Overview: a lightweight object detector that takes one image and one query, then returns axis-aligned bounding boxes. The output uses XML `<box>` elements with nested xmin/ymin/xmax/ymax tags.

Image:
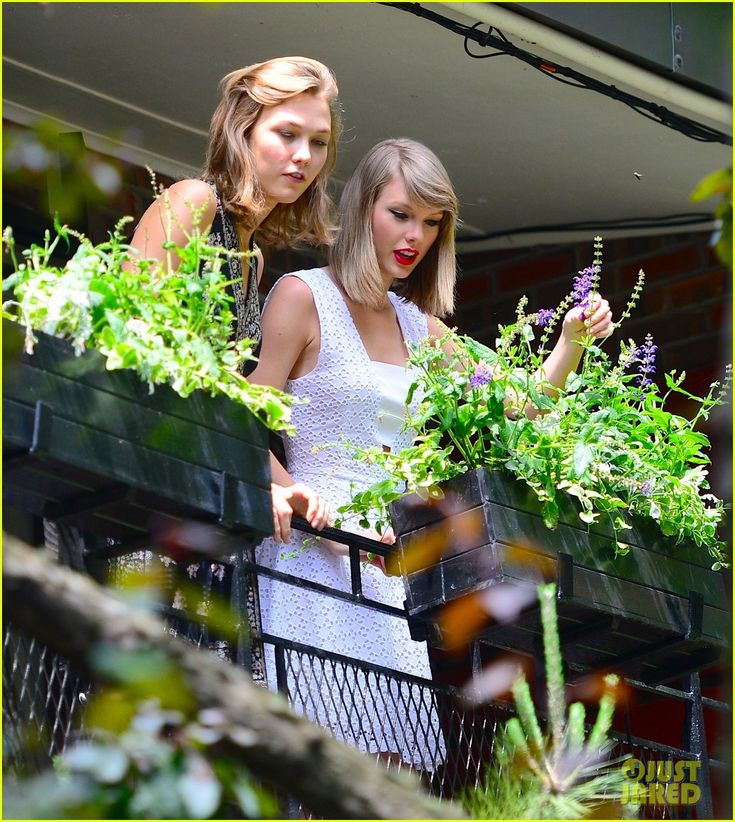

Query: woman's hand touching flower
<box><xmin>562</xmin><ymin>294</ymin><xmax>614</xmax><ymax>343</ymax></box>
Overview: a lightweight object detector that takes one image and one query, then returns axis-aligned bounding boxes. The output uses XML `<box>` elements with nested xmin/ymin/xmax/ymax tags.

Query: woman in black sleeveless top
<box><xmin>130</xmin><ymin>57</ymin><xmax>338</xmax><ymax>516</ymax></box>
<box><xmin>127</xmin><ymin>57</ymin><xmax>340</xmax><ymax>677</ymax></box>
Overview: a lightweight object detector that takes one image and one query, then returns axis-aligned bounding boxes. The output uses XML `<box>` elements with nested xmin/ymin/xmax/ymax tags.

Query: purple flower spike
<box><xmin>640</xmin><ymin>480</ymin><xmax>654</xmax><ymax>497</ymax></box>
<box><xmin>571</xmin><ymin>265</ymin><xmax>599</xmax><ymax>319</ymax></box>
<box><xmin>634</xmin><ymin>333</ymin><xmax>657</xmax><ymax>388</ymax></box>
<box><xmin>470</xmin><ymin>361</ymin><xmax>493</xmax><ymax>388</ymax></box>
<box><xmin>536</xmin><ymin>309</ymin><xmax>555</xmax><ymax>327</ymax></box>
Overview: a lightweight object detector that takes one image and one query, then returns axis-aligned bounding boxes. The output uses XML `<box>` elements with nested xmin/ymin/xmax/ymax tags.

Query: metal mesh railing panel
<box><xmin>2</xmin><ymin>624</ymin><xmax>89</xmax><ymax>774</ymax></box>
<box><xmin>272</xmin><ymin>638</ymin><xmax>513</xmax><ymax>800</ymax></box>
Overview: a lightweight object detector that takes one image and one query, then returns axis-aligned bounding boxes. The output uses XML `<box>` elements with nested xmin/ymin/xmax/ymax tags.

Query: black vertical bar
<box><xmin>683</xmin><ymin>670</ymin><xmax>713</xmax><ymax>818</ymax></box>
<box><xmin>30</xmin><ymin>400</ymin><xmax>53</xmax><ymax>456</ymax></box>
<box><xmin>686</xmin><ymin>590</ymin><xmax>704</xmax><ymax>640</ymax></box>
<box><xmin>349</xmin><ymin>542</ymin><xmax>363</xmax><ymax>599</ymax></box>
<box><xmin>230</xmin><ymin>548</ymin><xmax>252</xmax><ymax>673</ymax></box>
<box><xmin>218</xmin><ymin>472</ymin><xmax>238</xmax><ymax>528</ymax></box>
<box><xmin>556</xmin><ymin>551</ymin><xmax>574</xmax><ymax>599</ymax></box>
<box><xmin>274</xmin><ymin>643</ymin><xmax>289</xmax><ymax>698</ymax></box>
<box><xmin>471</xmin><ymin>640</ymin><xmax>481</xmax><ymax>679</ymax></box>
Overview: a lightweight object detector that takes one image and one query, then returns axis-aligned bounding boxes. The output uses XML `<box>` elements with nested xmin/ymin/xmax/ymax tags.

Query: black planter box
<box><xmin>3</xmin><ymin>321</ymin><xmax>272</xmax><ymax>547</ymax></box>
<box><xmin>391</xmin><ymin>468</ymin><xmax>730</xmax><ymax>684</ymax></box>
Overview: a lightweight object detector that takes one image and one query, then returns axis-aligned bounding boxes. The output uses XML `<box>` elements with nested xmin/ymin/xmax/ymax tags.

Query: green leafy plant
<box><xmin>337</xmin><ymin>239</ymin><xmax>730</xmax><ymax>568</ymax></box>
<box><xmin>2</xmin><ymin>217</ymin><xmax>296</xmax><ymax>434</ymax></box>
<box><xmin>463</xmin><ymin>584</ymin><xmax>632</xmax><ymax>819</ymax></box>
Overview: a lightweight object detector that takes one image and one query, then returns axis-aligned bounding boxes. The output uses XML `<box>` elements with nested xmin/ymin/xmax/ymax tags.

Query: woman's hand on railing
<box><xmin>271</xmin><ymin>482</ymin><xmax>330</xmax><ymax>543</ymax></box>
<box><xmin>318</xmin><ymin>526</ymin><xmax>396</xmax><ymax>574</ymax></box>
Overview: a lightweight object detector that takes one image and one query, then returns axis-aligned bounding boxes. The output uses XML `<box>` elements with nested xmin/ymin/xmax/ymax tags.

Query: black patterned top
<box><xmin>207</xmin><ymin>186</ymin><xmax>261</xmax><ymax>374</ymax></box>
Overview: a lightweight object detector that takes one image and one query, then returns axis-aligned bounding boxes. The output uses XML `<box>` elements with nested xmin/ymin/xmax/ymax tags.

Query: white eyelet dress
<box><xmin>256</xmin><ymin>268</ymin><xmax>444</xmax><ymax>769</ymax></box>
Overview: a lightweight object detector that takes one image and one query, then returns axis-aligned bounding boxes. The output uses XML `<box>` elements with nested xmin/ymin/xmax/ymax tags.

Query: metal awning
<box><xmin>3</xmin><ymin>2</ymin><xmax>732</xmax><ymax>249</ymax></box>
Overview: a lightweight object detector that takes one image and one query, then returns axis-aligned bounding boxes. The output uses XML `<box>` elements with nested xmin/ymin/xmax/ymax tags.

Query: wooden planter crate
<box><xmin>391</xmin><ymin>468</ymin><xmax>730</xmax><ymax>684</ymax></box>
<box><xmin>3</xmin><ymin>321</ymin><xmax>272</xmax><ymax>548</ymax></box>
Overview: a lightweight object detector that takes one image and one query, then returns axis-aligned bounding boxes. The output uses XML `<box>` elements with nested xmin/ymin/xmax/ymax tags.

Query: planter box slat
<box><xmin>392</xmin><ymin>468</ymin><xmax>729</xmax><ymax>682</ymax></box>
<box><xmin>4</xmin><ymin>321</ymin><xmax>264</xmax><ymax>445</ymax></box>
<box><xmin>3</xmin><ymin>323</ymin><xmax>273</xmax><ymax>544</ymax></box>
<box><xmin>400</xmin><ymin>502</ymin><xmax>726</xmax><ymax>609</ymax></box>
<box><xmin>8</xmin><ymin>360</ymin><xmax>268</xmax><ymax>483</ymax></box>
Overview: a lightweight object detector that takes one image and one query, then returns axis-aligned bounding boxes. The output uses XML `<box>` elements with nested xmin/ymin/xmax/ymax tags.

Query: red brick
<box><xmin>623</xmin><ymin>310</ymin><xmax>708</xmax><ymax>347</ymax></box>
<box><xmin>661</xmin><ymin>334</ymin><xmax>723</xmax><ymax>373</ymax></box>
<box><xmin>704</xmin><ymin>245</ymin><xmax>727</xmax><ymax>268</ymax></box>
<box><xmin>710</xmin><ymin>301</ymin><xmax>731</xmax><ymax>330</ymax></box>
<box><xmin>456</xmin><ymin>273</ymin><xmax>493</xmax><ymax>303</ymax></box>
<box><xmin>529</xmin><ymin>281</ymin><xmax>576</xmax><ymax>313</ymax></box>
<box><xmin>455</xmin><ymin>304</ymin><xmax>493</xmax><ymax>334</ymax></box>
<box><xmin>645</xmin><ymin>270</ymin><xmax>728</xmax><ymax>313</ymax></box>
<box><xmin>496</xmin><ymin>251</ymin><xmax>575</xmax><ymax>292</ymax></box>
<box><xmin>459</xmin><ymin>247</ymin><xmax>525</xmax><ymax>267</ymax></box>
<box><xmin>619</xmin><ymin>247</ymin><xmax>701</xmax><ymax>288</ymax></box>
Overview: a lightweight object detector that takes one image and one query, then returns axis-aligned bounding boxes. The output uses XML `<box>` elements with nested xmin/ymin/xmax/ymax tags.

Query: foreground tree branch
<box><xmin>3</xmin><ymin>535</ymin><xmax>463</xmax><ymax>819</ymax></box>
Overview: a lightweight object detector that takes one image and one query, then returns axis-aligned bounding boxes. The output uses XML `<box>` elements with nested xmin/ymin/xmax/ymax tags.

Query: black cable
<box><xmin>381</xmin><ymin>2</ymin><xmax>731</xmax><ymax>146</ymax></box>
<box><xmin>463</xmin><ymin>23</ymin><xmax>508</xmax><ymax>59</ymax></box>
<box><xmin>457</xmin><ymin>212</ymin><xmax>715</xmax><ymax>244</ymax></box>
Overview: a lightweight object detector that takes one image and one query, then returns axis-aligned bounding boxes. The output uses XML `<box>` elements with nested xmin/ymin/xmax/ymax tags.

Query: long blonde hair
<box><xmin>329</xmin><ymin>138</ymin><xmax>458</xmax><ymax>316</ymax></box>
<box><xmin>203</xmin><ymin>56</ymin><xmax>341</xmax><ymax>246</ymax></box>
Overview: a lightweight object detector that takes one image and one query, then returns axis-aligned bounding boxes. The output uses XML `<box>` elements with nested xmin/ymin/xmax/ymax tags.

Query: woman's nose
<box><xmin>405</xmin><ymin>221</ymin><xmax>422</xmax><ymax>245</ymax></box>
<box><xmin>292</xmin><ymin>139</ymin><xmax>311</xmax><ymax>165</ymax></box>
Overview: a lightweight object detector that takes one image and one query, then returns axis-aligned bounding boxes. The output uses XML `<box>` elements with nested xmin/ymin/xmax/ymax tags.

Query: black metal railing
<box><xmin>2</xmin><ymin>518</ymin><xmax>730</xmax><ymax>819</ymax></box>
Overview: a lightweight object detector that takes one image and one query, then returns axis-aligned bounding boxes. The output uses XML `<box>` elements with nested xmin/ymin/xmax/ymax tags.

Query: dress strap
<box><xmin>207</xmin><ymin>184</ymin><xmax>260</xmax><ymax>347</ymax></box>
<box><xmin>388</xmin><ymin>292</ymin><xmax>429</xmax><ymax>347</ymax></box>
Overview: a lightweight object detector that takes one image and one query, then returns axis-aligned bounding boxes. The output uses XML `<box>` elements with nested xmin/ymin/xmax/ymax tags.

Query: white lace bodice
<box><xmin>275</xmin><ymin>267</ymin><xmax>427</xmax><ymax>511</ymax></box>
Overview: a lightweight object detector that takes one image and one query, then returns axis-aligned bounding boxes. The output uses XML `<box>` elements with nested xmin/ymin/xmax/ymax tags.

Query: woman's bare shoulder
<box><xmin>163</xmin><ymin>179</ymin><xmax>217</xmax><ymax>220</ymax></box>
<box><xmin>266</xmin><ymin>273</ymin><xmax>317</xmax><ymax>312</ymax></box>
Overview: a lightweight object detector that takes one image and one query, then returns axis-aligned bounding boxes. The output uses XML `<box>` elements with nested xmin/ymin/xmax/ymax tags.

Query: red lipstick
<box><xmin>393</xmin><ymin>248</ymin><xmax>418</xmax><ymax>267</ymax></box>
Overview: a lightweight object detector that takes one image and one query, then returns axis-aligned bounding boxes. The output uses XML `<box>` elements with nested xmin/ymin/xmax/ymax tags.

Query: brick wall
<box><xmin>452</xmin><ymin>233</ymin><xmax>731</xmax><ymax>393</ymax></box>
<box><xmin>451</xmin><ymin>233</ymin><xmax>732</xmax><ymax>500</ymax></box>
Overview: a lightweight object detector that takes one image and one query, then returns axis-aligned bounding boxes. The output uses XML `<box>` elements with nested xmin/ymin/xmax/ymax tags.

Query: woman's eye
<box><xmin>312</xmin><ymin>138</ymin><xmax>328</xmax><ymax>148</ymax></box>
<box><xmin>279</xmin><ymin>130</ymin><xmax>294</xmax><ymax>139</ymax></box>
<box><xmin>426</xmin><ymin>219</ymin><xmax>441</xmax><ymax>227</ymax></box>
<box><xmin>389</xmin><ymin>210</ymin><xmax>408</xmax><ymax>220</ymax></box>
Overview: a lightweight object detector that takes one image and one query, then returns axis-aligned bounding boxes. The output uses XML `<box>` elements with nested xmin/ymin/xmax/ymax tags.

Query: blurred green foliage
<box><xmin>463</xmin><ymin>585</ymin><xmax>632</xmax><ymax>819</ymax></box>
<box><xmin>2</xmin><ymin>563</ymin><xmax>276</xmax><ymax>819</ymax></box>
<box><xmin>691</xmin><ymin>167</ymin><xmax>732</xmax><ymax>269</ymax></box>
<box><xmin>3</xmin><ymin>119</ymin><xmax>123</xmax><ymax>224</ymax></box>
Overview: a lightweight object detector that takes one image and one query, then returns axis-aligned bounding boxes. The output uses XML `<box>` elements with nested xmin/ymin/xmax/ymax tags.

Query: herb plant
<box><xmin>2</xmin><ymin>217</ymin><xmax>296</xmax><ymax>434</ymax></box>
<box><xmin>338</xmin><ymin>239</ymin><xmax>730</xmax><ymax>568</ymax></box>
<box><xmin>463</xmin><ymin>584</ymin><xmax>631</xmax><ymax>819</ymax></box>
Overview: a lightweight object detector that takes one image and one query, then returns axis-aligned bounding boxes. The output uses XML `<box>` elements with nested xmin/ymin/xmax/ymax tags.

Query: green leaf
<box><xmin>690</xmin><ymin>167</ymin><xmax>732</xmax><ymax>202</ymax></box>
<box><xmin>573</xmin><ymin>442</ymin><xmax>594</xmax><ymax>477</ymax></box>
<box><xmin>541</xmin><ymin>498</ymin><xmax>559</xmax><ymax>529</ymax></box>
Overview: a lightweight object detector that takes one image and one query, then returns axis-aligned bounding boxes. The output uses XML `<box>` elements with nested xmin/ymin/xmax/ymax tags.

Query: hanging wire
<box><xmin>382</xmin><ymin>2</ymin><xmax>731</xmax><ymax>146</ymax></box>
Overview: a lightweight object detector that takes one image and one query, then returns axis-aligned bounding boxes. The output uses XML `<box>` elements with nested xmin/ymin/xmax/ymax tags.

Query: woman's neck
<box><xmin>237</xmin><ymin>200</ymin><xmax>275</xmax><ymax>249</ymax></box>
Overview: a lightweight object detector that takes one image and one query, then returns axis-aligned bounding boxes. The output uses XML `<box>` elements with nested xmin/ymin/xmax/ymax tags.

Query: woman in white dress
<box><xmin>249</xmin><ymin>138</ymin><xmax>614</xmax><ymax>768</ymax></box>
<box><xmin>249</xmin><ymin>139</ymin><xmax>457</xmax><ymax>768</ymax></box>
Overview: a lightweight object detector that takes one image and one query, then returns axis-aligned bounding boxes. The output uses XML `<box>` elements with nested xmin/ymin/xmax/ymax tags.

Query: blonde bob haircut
<box><xmin>329</xmin><ymin>138</ymin><xmax>458</xmax><ymax>317</ymax></box>
<box><xmin>203</xmin><ymin>56</ymin><xmax>341</xmax><ymax>247</ymax></box>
